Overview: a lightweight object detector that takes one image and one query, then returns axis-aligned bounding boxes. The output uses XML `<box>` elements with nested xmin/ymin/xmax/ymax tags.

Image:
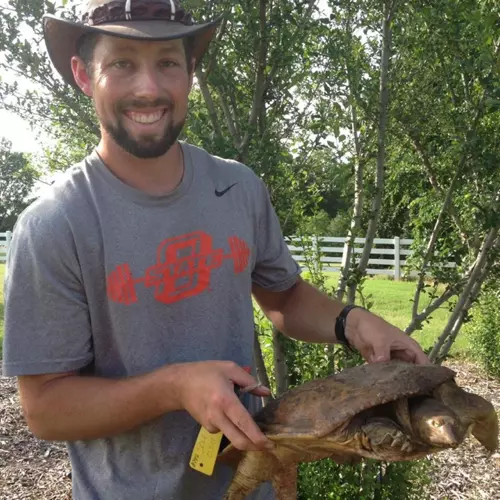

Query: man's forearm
<box><xmin>258</xmin><ymin>278</ymin><xmax>347</xmax><ymax>344</ymax></box>
<box><xmin>19</xmin><ymin>365</ymin><xmax>183</xmax><ymax>442</ymax></box>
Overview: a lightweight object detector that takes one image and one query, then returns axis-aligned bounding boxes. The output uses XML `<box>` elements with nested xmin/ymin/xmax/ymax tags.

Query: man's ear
<box><xmin>71</xmin><ymin>56</ymin><xmax>93</xmax><ymax>96</ymax></box>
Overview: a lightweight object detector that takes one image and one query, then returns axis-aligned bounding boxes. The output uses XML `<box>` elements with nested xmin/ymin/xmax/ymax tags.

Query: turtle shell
<box><xmin>253</xmin><ymin>361</ymin><xmax>456</xmax><ymax>438</ymax></box>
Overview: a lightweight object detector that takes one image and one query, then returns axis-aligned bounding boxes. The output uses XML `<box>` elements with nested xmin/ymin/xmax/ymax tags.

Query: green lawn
<box><xmin>318</xmin><ymin>272</ymin><xmax>471</xmax><ymax>357</ymax></box>
<box><xmin>0</xmin><ymin>264</ymin><xmax>470</xmax><ymax>359</ymax></box>
<box><xmin>0</xmin><ymin>263</ymin><xmax>4</xmax><ymax>357</ymax></box>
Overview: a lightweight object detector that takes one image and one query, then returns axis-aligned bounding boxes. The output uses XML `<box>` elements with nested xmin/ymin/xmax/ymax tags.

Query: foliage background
<box><xmin>1</xmin><ymin>0</ymin><xmax>499</xmax><ymax>497</ymax></box>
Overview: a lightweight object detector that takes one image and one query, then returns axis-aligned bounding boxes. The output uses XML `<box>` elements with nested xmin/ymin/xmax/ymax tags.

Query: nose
<box><xmin>443</xmin><ymin>423</ymin><xmax>461</xmax><ymax>446</ymax></box>
<box><xmin>133</xmin><ymin>66</ymin><xmax>162</xmax><ymax>100</ymax></box>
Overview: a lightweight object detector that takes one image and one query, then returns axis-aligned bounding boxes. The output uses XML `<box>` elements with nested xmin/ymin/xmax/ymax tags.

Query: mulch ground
<box><xmin>424</xmin><ymin>360</ymin><xmax>500</xmax><ymax>500</ymax></box>
<box><xmin>1</xmin><ymin>360</ymin><xmax>499</xmax><ymax>499</ymax></box>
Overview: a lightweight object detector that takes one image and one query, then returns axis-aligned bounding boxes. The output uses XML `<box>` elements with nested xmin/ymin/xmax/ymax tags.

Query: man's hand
<box><xmin>345</xmin><ymin>307</ymin><xmax>429</xmax><ymax>365</ymax></box>
<box><xmin>253</xmin><ymin>277</ymin><xmax>428</xmax><ymax>365</ymax></box>
<box><xmin>172</xmin><ymin>361</ymin><xmax>275</xmax><ymax>452</ymax></box>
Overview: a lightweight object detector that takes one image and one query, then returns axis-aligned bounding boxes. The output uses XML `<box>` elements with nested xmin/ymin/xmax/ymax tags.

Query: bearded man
<box><xmin>2</xmin><ymin>1</ymin><xmax>428</xmax><ymax>499</ymax></box>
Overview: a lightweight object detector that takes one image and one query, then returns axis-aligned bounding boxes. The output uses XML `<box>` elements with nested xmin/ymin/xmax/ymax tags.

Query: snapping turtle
<box><xmin>218</xmin><ymin>361</ymin><xmax>499</xmax><ymax>500</ymax></box>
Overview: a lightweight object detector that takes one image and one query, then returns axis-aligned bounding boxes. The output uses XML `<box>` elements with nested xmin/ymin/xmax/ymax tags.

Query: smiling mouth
<box><xmin>125</xmin><ymin>109</ymin><xmax>167</xmax><ymax>125</ymax></box>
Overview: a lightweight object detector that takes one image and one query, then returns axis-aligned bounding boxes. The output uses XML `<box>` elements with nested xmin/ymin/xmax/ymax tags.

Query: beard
<box><xmin>99</xmin><ymin>97</ymin><xmax>186</xmax><ymax>159</ymax></box>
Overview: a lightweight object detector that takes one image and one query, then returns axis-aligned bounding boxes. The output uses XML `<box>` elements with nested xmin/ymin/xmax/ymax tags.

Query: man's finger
<box><xmin>370</xmin><ymin>342</ymin><xmax>391</xmax><ymax>363</ymax></box>
<box><xmin>224</xmin><ymin>397</ymin><xmax>274</xmax><ymax>451</ymax></box>
<box><xmin>226</xmin><ymin>363</ymin><xmax>271</xmax><ymax>394</ymax></box>
<box><xmin>398</xmin><ymin>337</ymin><xmax>430</xmax><ymax>365</ymax></box>
<box><xmin>212</xmin><ymin>412</ymin><xmax>261</xmax><ymax>451</ymax></box>
<box><xmin>412</xmin><ymin>347</ymin><xmax>430</xmax><ymax>365</ymax></box>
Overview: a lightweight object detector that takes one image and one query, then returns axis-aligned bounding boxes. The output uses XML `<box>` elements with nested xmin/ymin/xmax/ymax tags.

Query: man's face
<box><xmin>75</xmin><ymin>35</ymin><xmax>193</xmax><ymax>159</ymax></box>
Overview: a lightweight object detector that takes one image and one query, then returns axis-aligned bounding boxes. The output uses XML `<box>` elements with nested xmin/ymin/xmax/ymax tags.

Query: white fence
<box><xmin>0</xmin><ymin>232</ymin><xmax>454</xmax><ymax>279</ymax></box>
<box><xmin>0</xmin><ymin>231</ymin><xmax>12</xmax><ymax>264</ymax></box>
<box><xmin>287</xmin><ymin>236</ymin><xmax>455</xmax><ymax>280</ymax></box>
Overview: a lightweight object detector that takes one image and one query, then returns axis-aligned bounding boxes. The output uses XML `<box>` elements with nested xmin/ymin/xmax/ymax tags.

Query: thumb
<box><xmin>228</xmin><ymin>364</ymin><xmax>271</xmax><ymax>395</ymax></box>
<box><xmin>369</xmin><ymin>342</ymin><xmax>391</xmax><ymax>363</ymax></box>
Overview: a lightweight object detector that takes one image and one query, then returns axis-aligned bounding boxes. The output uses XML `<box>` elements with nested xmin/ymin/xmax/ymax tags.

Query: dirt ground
<box><xmin>1</xmin><ymin>360</ymin><xmax>499</xmax><ymax>499</ymax></box>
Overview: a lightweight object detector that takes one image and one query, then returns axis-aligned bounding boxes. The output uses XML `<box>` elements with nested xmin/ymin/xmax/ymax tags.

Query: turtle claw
<box><xmin>362</xmin><ymin>418</ymin><xmax>414</xmax><ymax>456</ymax></box>
<box><xmin>401</xmin><ymin>441</ymin><xmax>413</xmax><ymax>453</ymax></box>
<box><xmin>391</xmin><ymin>436</ymin><xmax>404</xmax><ymax>447</ymax></box>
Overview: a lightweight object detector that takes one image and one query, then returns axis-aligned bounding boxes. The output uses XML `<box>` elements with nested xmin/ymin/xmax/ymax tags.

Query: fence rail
<box><xmin>0</xmin><ymin>231</ymin><xmax>12</xmax><ymax>264</ymax></box>
<box><xmin>0</xmin><ymin>232</ymin><xmax>455</xmax><ymax>279</ymax></box>
<box><xmin>286</xmin><ymin>236</ymin><xmax>455</xmax><ymax>280</ymax></box>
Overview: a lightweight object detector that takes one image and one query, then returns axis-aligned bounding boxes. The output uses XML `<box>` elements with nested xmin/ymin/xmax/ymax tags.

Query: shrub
<box><xmin>256</xmin><ymin>231</ymin><xmax>434</xmax><ymax>500</ymax></box>
<box><xmin>467</xmin><ymin>287</ymin><xmax>500</xmax><ymax>378</ymax></box>
<box><xmin>298</xmin><ymin>459</ymin><xmax>432</xmax><ymax>500</ymax></box>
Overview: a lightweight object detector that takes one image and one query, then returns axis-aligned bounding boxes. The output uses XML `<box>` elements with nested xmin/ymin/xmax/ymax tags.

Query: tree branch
<box><xmin>404</xmin><ymin>286</ymin><xmax>457</xmax><ymax>336</ymax></box>
<box><xmin>337</xmin><ymin>8</ymin><xmax>365</xmax><ymax>303</ymax></box>
<box><xmin>239</xmin><ymin>0</ymin><xmax>269</xmax><ymax>162</ymax></box>
<box><xmin>429</xmin><ymin>217</ymin><xmax>500</xmax><ymax>362</ymax></box>
<box><xmin>409</xmin><ymin>134</ymin><xmax>469</xmax><ymax>246</ymax></box>
<box><xmin>272</xmin><ymin>327</ymin><xmax>289</xmax><ymax>396</ymax></box>
<box><xmin>352</xmin><ymin>0</ymin><xmax>394</xmax><ymax>299</ymax></box>
<box><xmin>195</xmin><ymin>67</ymin><xmax>222</xmax><ymax>139</ymax></box>
<box><xmin>437</xmin><ymin>259</ymin><xmax>491</xmax><ymax>362</ymax></box>
<box><xmin>205</xmin><ymin>17</ymin><xmax>228</xmax><ymax>79</ymax></box>
<box><xmin>218</xmin><ymin>92</ymin><xmax>242</xmax><ymax>149</ymax></box>
<box><xmin>253</xmin><ymin>328</ymin><xmax>271</xmax><ymax>405</ymax></box>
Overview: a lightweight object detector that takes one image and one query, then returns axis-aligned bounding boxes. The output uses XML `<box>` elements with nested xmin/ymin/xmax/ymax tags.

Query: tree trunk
<box><xmin>429</xmin><ymin>224</ymin><xmax>500</xmax><ymax>362</ymax></box>
<box><xmin>253</xmin><ymin>328</ymin><xmax>272</xmax><ymax>405</ymax></box>
<box><xmin>195</xmin><ymin>67</ymin><xmax>222</xmax><ymax>140</ymax></box>
<box><xmin>348</xmin><ymin>0</ymin><xmax>395</xmax><ymax>301</ymax></box>
<box><xmin>408</xmin><ymin>86</ymin><xmax>489</xmax><ymax>323</ymax></box>
<box><xmin>436</xmin><ymin>264</ymin><xmax>491</xmax><ymax>362</ymax></box>
<box><xmin>404</xmin><ymin>286</ymin><xmax>457</xmax><ymax>336</ymax></box>
<box><xmin>272</xmin><ymin>327</ymin><xmax>289</xmax><ymax>396</ymax></box>
<box><xmin>410</xmin><ymin>167</ymin><xmax>461</xmax><ymax>320</ymax></box>
<box><xmin>336</xmin><ymin>11</ymin><xmax>364</xmax><ymax>304</ymax></box>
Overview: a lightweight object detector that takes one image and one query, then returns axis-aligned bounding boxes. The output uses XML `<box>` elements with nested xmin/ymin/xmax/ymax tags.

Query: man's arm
<box><xmin>18</xmin><ymin>369</ymin><xmax>177</xmax><ymax>441</ymax></box>
<box><xmin>252</xmin><ymin>276</ymin><xmax>428</xmax><ymax>364</ymax></box>
<box><xmin>17</xmin><ymin>361</ymin><xmax>274</xmax><ymax>451</ymax></box>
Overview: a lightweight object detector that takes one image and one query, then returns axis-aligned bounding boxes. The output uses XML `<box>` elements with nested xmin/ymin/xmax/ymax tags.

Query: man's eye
<box><xmin>113</xmin><ymin>60</ymin><xmax>131</xmax><ymax>69</ymax></box>
<box><xmin>160</xmin><ymin>60</ymin><xmax>178</xmax><ymax>68</ymax></box>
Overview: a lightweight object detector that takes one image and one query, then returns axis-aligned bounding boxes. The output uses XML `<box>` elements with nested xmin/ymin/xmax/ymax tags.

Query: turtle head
<box><xmin>410</xmin><ymin>397</ymin><xmax>465</xmax><ymax>448</ymax></box>
<box><xmin>420</xmin><ymin>415</ymin><xmax>461</xmax><ymax>447</ymax></box>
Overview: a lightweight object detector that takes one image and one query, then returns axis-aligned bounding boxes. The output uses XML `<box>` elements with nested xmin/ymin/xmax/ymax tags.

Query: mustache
<box><xmin>118</xmin><ymin>98</ymin><xmax>173</xmax><ymax>111</ymax></box>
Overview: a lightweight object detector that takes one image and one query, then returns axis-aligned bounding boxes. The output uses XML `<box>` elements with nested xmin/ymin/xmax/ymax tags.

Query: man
<box><xmin>2</xmin><ymin>1</ymin><xmax>428</xmax><ymax>499</ymax></box>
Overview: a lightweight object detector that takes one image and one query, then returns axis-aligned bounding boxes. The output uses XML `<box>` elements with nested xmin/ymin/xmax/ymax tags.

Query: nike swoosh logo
<box><xmin>215</xmin><ymin>183</ymin><xmax>238</xmax><ymax>197</ymax></box>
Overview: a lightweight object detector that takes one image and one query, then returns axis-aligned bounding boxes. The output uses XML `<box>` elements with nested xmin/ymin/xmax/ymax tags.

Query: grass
<box><xmin>0</xmin><ymin>263</ymin><xmax>4</xmax><ymax>357</ymax></box>
<box><xmin>0</xmin><ymin>264</ymin><xmax>471</xmax><ymax>360</ymax></box>
<box><xmin>316</xmin><ymin>272</ymin><xmax>471</xmax><ymax>358</ymax></box>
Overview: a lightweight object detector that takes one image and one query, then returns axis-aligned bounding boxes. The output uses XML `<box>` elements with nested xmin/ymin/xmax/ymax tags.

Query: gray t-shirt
<box><xmin>2</xmin><ymin>142</ymin><xmax>301</xmax><ymax>500</ymax></box>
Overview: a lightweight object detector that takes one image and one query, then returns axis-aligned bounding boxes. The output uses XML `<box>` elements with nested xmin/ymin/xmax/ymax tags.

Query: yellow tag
<box><xmin>189</xmin><ymin>427</ymin><xmax>223</xmax><ymax>476</ymax></box>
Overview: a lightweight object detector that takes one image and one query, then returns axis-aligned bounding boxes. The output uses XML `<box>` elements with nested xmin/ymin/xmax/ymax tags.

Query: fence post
<box><xmin>6</xmin><ymin>230</ymin><xmax>12</xmax><ymax>259</ymax></box>
<box><xmin>394</xmin><ymin>236</ymin><xmax>401</xmax><ymax>280</ymax></box>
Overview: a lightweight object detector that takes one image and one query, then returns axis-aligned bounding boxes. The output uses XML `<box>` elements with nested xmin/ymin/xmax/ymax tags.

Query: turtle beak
<box><xmin>443</xmin><ymin>423</ymin><xmax>459</xmax><ymax>447</ymax></box>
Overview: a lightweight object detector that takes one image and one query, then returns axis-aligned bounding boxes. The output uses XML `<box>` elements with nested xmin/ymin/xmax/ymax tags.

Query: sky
<box><xmin>0</xmin><ymin>0</ymin><xmax>332</xmax><ymax>154</ymax></box>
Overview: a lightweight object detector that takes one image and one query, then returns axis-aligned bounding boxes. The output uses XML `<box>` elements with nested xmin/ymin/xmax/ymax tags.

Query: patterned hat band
<box><xmin>82</xmin><ymin>0</ymin><xmax>194</xmax><ymax>26</ymax></box>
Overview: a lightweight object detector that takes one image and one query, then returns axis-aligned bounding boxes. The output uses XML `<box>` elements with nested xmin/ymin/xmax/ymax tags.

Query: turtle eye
<box><xmin>431</xmin><ymin>420</ymin><xmax>443</xmax><ymax>428</ymax></box>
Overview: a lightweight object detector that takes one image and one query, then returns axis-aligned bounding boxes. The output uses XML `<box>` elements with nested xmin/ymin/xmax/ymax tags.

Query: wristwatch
<box><xmin>335</xmin><ymin>304</ymin><xmax>364</xmax><ymax>350</ymax></box>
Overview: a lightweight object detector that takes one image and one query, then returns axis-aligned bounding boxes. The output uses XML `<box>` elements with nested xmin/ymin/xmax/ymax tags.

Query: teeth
<box><xmin>128</xmin><ymin>110</ymin><xmax>164</xmax><ymax>124</ymax></box>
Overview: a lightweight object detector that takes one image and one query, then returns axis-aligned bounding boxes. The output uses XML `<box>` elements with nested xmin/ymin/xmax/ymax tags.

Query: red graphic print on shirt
<box><xmin>106</xmin><ymin>231</ymin><xmax>250</xmax><ymax>305</ymax></box>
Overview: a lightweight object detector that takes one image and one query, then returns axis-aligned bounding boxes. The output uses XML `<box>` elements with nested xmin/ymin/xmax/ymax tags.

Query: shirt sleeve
<box><xmin>2</xmin><ymin>210</ymin><xmax>94</xmax><ymax>377</ymax></box>
<box><xmin>251</xmin><ymin>179</ymin><xmax>301</xmax><ymax>291</ymax></box>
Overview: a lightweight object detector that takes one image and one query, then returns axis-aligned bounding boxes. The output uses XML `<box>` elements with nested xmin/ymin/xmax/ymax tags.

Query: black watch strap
<box><xmin>335</xmin><ymin>304</ymin><xmax>363</xmax><ymax>350</ymax></box>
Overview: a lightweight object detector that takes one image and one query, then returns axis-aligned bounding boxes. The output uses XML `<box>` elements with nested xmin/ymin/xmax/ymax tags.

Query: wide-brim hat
<box><xmin>43</xmin><ymin>0</ymin><xmax>223</xmax><ymax>91</ymax></box>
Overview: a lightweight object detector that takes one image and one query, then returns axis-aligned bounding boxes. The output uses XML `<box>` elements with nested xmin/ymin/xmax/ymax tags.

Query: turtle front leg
<box><xmin>223</xmin><ymin>449</ymin><xmax>298</xmax><ymax>500</ymax></box>
<box><xmin>271</xmin><ymin>463</ymin><xmax>297</xmax><ymax>500</ymax></box>
<box><xmin>223</xmin><ymin>451</ymin><xmax>275</xmax><ymax>500</ymax></box>
<box><xmin>361</xmin><ymin>417</ymin><xmax>414</xmax><ymax>458</ymax></box>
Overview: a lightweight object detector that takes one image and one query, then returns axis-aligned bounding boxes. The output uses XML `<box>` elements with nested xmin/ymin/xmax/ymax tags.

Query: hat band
<box><xmin>82</xmin><ymin>0</ymin><xmax>194</xmax><ymax>26</ymax></box>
